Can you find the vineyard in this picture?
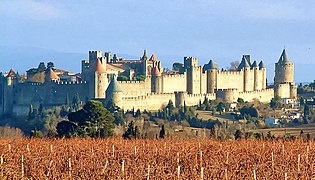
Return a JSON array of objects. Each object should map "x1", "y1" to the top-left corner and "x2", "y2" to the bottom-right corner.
[{"x1": 0, "y1": 138, "x2": 315, "y2": 179}]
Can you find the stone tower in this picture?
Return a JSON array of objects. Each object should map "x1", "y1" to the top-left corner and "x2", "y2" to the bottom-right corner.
[
  {"x1": 91, "y1": 57, "x2": 108, "y2": 99},
  {"x1": 274, "y1": 49, "x2": 297, "y2": 99},
  {"x1": 105, "y1": 76, "x2": 123, "y2": 107},
  {"x1": 151, "y1": 65, "x2": 162, "y2": 93},
  {"x1": 184, "y1": 57, "x2": 202, "y2": 94},
  {"x1": 206, "y1": 60, "x2": 218, "y2": 93},
  {"x1": 2, "y1": 69, "x2": 17, "y2": 115},
  {"x1": 141, "y1": 49, "x2": 148, "y2": 76},
  {"x1": 275, "y1": 49, "x2": 294, "y2": 85},
  {"x1": 259, "y1": 61, "x2": 267, "y2": 89},
  {"x1": 238, "y1": 55, "x2": 251, "y2": 92}
]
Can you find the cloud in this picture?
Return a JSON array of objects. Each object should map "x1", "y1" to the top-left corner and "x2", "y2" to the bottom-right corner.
[
  {"x1": 187, "y1": 0, "x2": 315, "y2": 21},
  {"x1": 0, "y1": 0, "x2": 63, "y2": 20}
]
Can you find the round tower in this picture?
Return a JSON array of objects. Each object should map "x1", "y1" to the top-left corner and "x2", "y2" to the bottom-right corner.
[
  {"x1": 105, "y1": 76, "x2": 123, "y2": 107},
  {"x1": 259, "y1": 61, "x2": 267, "y2": 89},
  {"x1": 216, "y1": 89, "x2": 238, "y2": 103},
  {"x1": 175, "y1": 91, "x2": 185, "y2": 107},
  {"x1": 275, "y1": 49, "x2": 294, "y2": 85},
  {"x1": 252, "y1": 61, "x2": 259, "y2": 91},
  {"x1": 95, "y1": 57, "x2": 107, "y2": 98},
  {"x1": 151, "y1": 66, "x2": 162, "y2": 93},
  {"x1": 206, "y1": 60, "x2": 217, "y2": 93},
  {"x1": 243, "y1": 66, "x2": 251, "y2": 92}
]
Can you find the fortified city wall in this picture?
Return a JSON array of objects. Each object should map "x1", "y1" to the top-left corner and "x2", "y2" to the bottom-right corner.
[
  {"x1": 119, "y1": 79, "x2": 151, "y2": 97},
  {"x1": 161, "y1": 73, "x2": 186, "y2": 93},
  {"x1": 238, "y1": 88, "x2": 274, "y2": 103},
  {"x1": 216, "y1": 71, "x2": 244, "y2": 92}
]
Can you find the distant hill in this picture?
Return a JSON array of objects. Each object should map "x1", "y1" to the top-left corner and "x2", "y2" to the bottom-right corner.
[{"x1": 0, "y1": 46, "x2": 137, "y2": 74}]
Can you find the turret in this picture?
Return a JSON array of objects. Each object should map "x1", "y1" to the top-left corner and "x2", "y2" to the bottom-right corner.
[
  {"x1": 151, "y1": 66, "x2": 162, "y2": 93},
  {"x1": 238, "y1": 56, "x2": 251, "y2": 92},
  {"x1": 205, "y1": 60, "x2": 218, "y2": 93},
  {"x1": 275, "y1": 49, "x2": 294, "y2": 85},
  {"x1": 92, "y1": 57, "x2": 107, "y2": 99},
  {"x1": 105, "y1": 76, "x2": 123, "y2": 107},
  {"x1": 274, "y1": 49, "x2": 296, "y2": 99},
  {"x1": 184, "y1": 57, "x2": 201, "y2": 94},
  {"x1": 251, "y1": 61, "x2": 259, "y2": 91},
  {"x1": 259, "y1": 61, "x2": 267, "y2": 89}
]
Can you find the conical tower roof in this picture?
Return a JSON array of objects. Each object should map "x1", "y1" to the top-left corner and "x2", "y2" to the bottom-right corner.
[
  {"x1": 94, "y1": 58, "x2": 106, "y2": 74},
  {"x1": 45, "y1": 68, "x2": 59, "y2": 81},
  {"x1": 238, "y1": 56, "x2": 250, "y2": 70},
  {"x1": 141, "y1": 49, "x2": 148, "y2": 60},
  {"x1": 106, "y1": 76, "x2": 122, "y2": 93},
  {"x1": 258, "y1": 61, "x2": 266, "y2": 69},
  {"x1": 278, "y1": 49, "x2": 291, "y2": 64},
  {"x1": 7, "y1": 68, "x2": 16, "y2": 77},
  {"x1": 208, "y1": 60, "x2": 216, "y2": 69},
  {"x1": 151, "y1": 66, "x2": 161, "y2": 76},
  {"x1": 251, "y1": 61, "x2": 258, "y2": 68},
  {"x1": 149, "y1": 54, "x2": 158, "y2": 62},
  {"x1": 203, "y1": 60, "x2": 218, "y2": 71}
]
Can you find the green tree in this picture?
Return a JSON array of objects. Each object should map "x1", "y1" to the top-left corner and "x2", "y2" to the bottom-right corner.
[
  {"x1": 56, "y1": 121, "x2": 78, "y2": 138},
  {"x1": 216, "y1": 102, "x2": 228, "y2": 115},
  {"x1": 57, "y1": 100, "x2": 114, "y2": 137},
  {"x1": 270, "y1": 95, "x2": 282, "y2": 109},
  {"x1": 123, "y1": 121, "x2": 139, "y2": 139},
  {"x1": 30, "y1": 129, "x2": 44, "y2": 138},
  {"x1": 72, "y1": 93, "x2": 81, "y2": 110},
  {"x1": 172, "y1": 62, "x2": 184, "y2": 71}
]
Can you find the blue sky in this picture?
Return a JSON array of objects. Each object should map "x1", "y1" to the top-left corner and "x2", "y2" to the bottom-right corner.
[{"x1": 0, "y1": 0, "x2": 314, "y2": 82}]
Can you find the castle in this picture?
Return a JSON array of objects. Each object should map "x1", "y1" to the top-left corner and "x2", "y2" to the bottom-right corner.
[{"x1": 0, "y1": 49, "x2": 297, "y2": 116}]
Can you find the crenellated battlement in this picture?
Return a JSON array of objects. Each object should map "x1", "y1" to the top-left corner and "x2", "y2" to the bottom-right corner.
[
  {"x1": 218, "y1": 70, "x2": 243, "y2": 75},
  {"x1": 122, "y1": 92, "x2": 173, "y2": 100},
  {"x1": 216, "y1": 88, "x2": 238, "y2": 92},
  {"x1": 239, "y1": 88, "x2": 273, "y2": 94},
  {"x1": 56, "y1": 81, "x2": 88, "y2": 85},
  {"x1": 119, "y1": 80, "x2": 147, "y2": 84},
  {"x1": 161, "y1": 73, "x2": 186, "y2": 79}
]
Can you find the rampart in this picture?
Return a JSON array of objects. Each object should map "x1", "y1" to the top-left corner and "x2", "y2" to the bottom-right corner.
[
  {"x1": 161, "y1": 73, "x2": 186, "y2": 93},
  {"x1": 238, "y1": 88, "x2": 274, "y2": 102},
  {"x1": 216, "y1": 70, "x2": 244, "y2": 92},
  {"x1": 119, "y1": 79, "x2": 151, "y2": 97},
  {"x1": 121, "y1": 93, "x2": 174, "y2": 111},
  {"x1": 15, "y1": 81, "x2": 90, "y2": 108}
]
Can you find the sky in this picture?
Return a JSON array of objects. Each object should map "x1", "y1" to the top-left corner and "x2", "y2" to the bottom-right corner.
[{"x1": 0, "y1": 0, "x2": 315, "y2": 82}]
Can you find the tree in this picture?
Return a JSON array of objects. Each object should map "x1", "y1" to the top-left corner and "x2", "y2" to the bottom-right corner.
[
  {"x1": 123, "y1": 121, "x2": 139, "y2": 139},
  {"x1": 117, "y1": 76, "x2": 130, "y2": 81},
  {"x1": 240, "y1": 105, "x2": 259, "y2": 119},
  {"x1": 270, "y1": 95, "x2": 282, "y2": 109},
  {"x1": 57, "y1": 100, "x2": 114, "y2": 138},
  {"x1": 216, "y1": 102, "x2": 228, "y2": 115},
  {"x1": 47, "y1": 62, "x2": 55, "y2": 69},
  {"x1": 159, "y1": 124, "x2": 165, "y2": 139},
  {"x1": 172, "y1": 62, "x2": 184, "y2": 71},
  {"x1": 72, "y1": 93, "x2": 81, "y2": 110},
  {"x1": 229, "y1": 61, "x2": 240, "y2": 70},
  {"x1": 56, "y1": 120, "x2": 78, "y2": 138},
  {"x1": 304, "y1": 104, "x2": 310, "y2": 118},
  {"x1": 30, "y1": 129, "x2": 44, "y2": 138}
]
